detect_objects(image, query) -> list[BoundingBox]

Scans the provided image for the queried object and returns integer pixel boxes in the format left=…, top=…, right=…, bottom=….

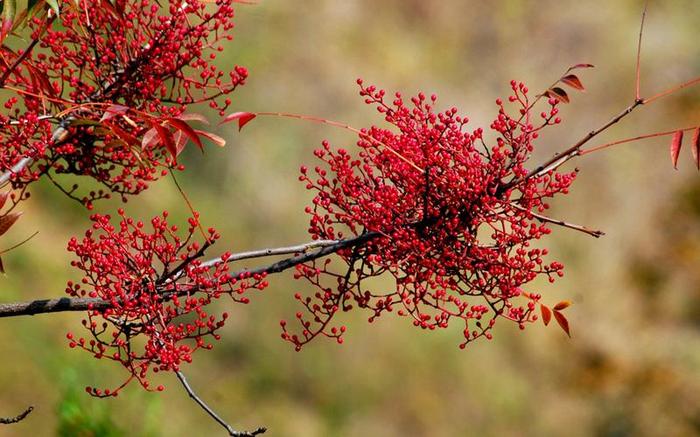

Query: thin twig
left=0, top=406, right=34, bottom=425
left=505, top=99, right=643, bottom=189
left=254, top=112, right=424, bottom=173
left=579, top=125, right=698, bottom=155
left=169, top=170, right=209, bottom=241
left=642, top=76, right=700, bottom=105
left=0, top=231, right=40, bottom=256
left=175, top=371, right=266, bottom=437
left=512, top=204, right=604, bottom=238
left=635, top=1, right=649, bottom=101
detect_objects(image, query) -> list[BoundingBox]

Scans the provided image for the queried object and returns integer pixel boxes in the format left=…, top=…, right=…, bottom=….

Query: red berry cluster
left=36, top=1, right=245, bottom=111
left=283, top=80, right=576, bottom=350
left=65, top=210, right=268, bottom=396
left=1, top=1, right=247, bottom=206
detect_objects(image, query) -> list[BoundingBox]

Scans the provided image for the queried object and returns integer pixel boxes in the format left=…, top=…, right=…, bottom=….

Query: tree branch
left=0, top=233, right=379, bottom=318
left=0, top=117, right=73, bottom=188
left=509, top=99, right=643, bottom=188
left=176, top=371, right=266, bottom=437
left=198, top=239, right=342, bottom=270
left=0, top=406, right=33, bottom=425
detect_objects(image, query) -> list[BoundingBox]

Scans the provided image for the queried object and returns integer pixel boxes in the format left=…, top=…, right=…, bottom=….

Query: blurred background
left=1, top=0, right=699, bottom=435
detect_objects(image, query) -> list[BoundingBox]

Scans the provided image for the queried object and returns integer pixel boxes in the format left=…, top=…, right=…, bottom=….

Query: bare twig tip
left=0, top=406, right=34, bottom=425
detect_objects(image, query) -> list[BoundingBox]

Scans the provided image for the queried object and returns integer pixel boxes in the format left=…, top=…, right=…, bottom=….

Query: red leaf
left=141, top=127, right=159, bottom=150
left=221, top=112, right=257, bottom=131
left=26, top=65, right=56, bottom=97
left=165, top=118, right=204, bottom=152
left=100, top=0, right=122, bottom=18
left=173, top=130, right=189, bottom=157
left=545, top=87, right=570, bottom=104
left=553, top=310, right=571, bottom=338
left=670, top=130, right=684, bottom=170
left=560, top=74, right=585, bottom=91
left=553, top=300, right=571, bottom=311
left=691, top=128, right=700, bottom=170
left=115, top=0, right=127, bottom=17
left=104, top=122, right=139, bottom=147
left=153, top=124, right=178, bottom=160
left=0, top=19, right=13, bottom=47
left=0, top=255, right=4, bottom=274
left=540, top=304, right=552, bottom=326
left=100, top=105, right=130, bottom=123
left=0, top=212, right=22, bottom=237
left=0, top=191, right=8, bottom=210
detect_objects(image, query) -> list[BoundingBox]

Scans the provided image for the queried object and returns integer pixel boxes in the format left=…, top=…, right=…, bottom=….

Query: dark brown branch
left=176, top=371, right=266, bottom=437
left=0, top=406, right=33, bottom=425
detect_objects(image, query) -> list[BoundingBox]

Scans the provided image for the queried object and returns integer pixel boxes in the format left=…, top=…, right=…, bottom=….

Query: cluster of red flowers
left=1, top=1, right=246, bottom=206
left=66, top=210, right=268, bottom=396
left=283, top=80, right=576, bottom=350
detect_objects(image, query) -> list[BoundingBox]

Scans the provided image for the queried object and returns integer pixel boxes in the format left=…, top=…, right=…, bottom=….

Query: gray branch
left=0, top=232, right=378, bottom=318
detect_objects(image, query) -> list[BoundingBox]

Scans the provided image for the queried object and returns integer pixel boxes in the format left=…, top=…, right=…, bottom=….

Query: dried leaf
left=221, top=111, right=257, bottom=131
left=195, top=129, right=226, bottom=147
left=671, top=130, right=684, bottom=170
left=540, top=304, right=552, bottom=326
left=0, top=212, right=22, bottom=237
left=545, top=87, right=570, bottom=104
left=560, top=74, right=585, bottom=91
left=0, top=255, right=4, bottom=274
left=571, top=63, right=595, bottom=69
left=553, top=310, right=571, bottom=337
left=553, top=300, right=571, bottom=311
left=177, top=113, right=209, bottom=124
left=691, top=128, right=700, bottom=170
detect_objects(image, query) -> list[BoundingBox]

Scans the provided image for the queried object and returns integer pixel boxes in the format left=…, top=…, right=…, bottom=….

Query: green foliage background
left=1, top=1, right=699, bottom=435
